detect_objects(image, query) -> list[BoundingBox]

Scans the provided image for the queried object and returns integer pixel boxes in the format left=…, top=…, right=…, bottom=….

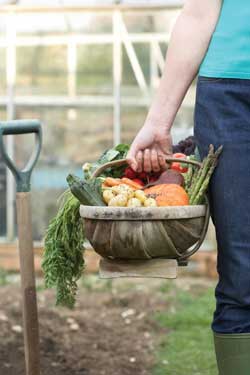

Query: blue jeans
left=194, top=76, right=250, bottom=334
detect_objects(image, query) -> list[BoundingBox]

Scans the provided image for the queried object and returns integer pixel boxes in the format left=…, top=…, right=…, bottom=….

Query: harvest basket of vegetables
left=80, top=156, right=211, bottom=266
left=43, top=141, right=222, bottom=307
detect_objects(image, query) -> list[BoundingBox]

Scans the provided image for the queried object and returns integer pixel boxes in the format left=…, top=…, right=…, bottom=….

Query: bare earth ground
left=0, top=276, right=214, bottom=375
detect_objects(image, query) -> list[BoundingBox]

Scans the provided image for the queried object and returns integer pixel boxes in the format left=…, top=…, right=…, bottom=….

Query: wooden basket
left=80, top=157, right=210, bottom=277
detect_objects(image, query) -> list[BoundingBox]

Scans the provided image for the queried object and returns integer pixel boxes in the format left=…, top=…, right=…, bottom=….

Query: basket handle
left=91, top=157, right=201, bottom=178
left=177, top=195, right=210, bottom=264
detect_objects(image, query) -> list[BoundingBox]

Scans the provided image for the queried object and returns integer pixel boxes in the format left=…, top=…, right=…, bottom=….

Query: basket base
left=99, top=258, right=178, bottom=279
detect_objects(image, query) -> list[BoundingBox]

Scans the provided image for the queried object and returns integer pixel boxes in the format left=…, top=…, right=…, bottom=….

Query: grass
left=0, top=268, right=8, bottom=286
left=154, top=283, right=217, bottom=375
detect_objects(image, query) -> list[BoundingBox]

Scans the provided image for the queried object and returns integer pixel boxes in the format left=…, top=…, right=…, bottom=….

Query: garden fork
left=0, top=120, right=42, bottom=375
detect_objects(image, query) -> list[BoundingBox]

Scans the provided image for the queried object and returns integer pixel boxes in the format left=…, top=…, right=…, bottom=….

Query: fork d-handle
left=0, top=120, right=42, bottom=192
left=0, top=120, right=42, bottom=375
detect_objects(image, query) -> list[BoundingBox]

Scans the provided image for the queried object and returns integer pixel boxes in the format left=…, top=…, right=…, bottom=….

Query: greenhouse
left=0, top=0, right=191, bottom=241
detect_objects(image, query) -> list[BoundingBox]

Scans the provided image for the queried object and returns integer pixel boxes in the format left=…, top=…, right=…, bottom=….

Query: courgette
left=67, top=174, right=105, bottom=206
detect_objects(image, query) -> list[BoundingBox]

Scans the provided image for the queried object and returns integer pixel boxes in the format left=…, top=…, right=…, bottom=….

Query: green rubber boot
left=214, top=333, right=250, bottom=375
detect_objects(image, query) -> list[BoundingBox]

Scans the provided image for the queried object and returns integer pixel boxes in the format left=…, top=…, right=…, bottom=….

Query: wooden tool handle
left=91, top=157, right=201, bottom=178
left=16, top=192, right=40, bottom=375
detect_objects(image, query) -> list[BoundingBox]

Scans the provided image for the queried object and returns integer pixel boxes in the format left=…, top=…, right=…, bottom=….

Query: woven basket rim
left=80, top=204, right=206, bottom=221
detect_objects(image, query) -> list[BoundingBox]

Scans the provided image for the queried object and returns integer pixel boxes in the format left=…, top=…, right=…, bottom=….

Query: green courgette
left=67, top=174, right=105, bottom=206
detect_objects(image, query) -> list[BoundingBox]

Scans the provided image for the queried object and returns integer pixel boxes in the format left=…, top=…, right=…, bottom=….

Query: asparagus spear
left=185, top=163, right=193, bottom=192
left=192, top=146, right=223, bottom=205
left=188, top=146, right=212, bottom=198
left=189, top=145, right=214, bottom=203
left=187, top=153, right=203, bottom=194
left=189, top=164, right=199, bottom=192
left=187, top=165, right=200, bottom=198
left=192, top=164, right=216, bottom=205
left=213, top=144, right=223, bottom=159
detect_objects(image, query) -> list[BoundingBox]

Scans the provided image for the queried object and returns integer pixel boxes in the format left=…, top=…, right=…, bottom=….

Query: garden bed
left=0, top=276, right=167, bottom=375
left=0, top=275, right=216, bottom=375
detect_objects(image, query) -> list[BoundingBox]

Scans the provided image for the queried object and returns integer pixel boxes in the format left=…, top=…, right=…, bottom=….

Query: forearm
left=146, top=0, right=222, bottom=131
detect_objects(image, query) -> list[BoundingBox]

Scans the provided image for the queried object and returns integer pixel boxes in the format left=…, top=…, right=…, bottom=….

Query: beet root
left=143, top=169, right=184, bottom=189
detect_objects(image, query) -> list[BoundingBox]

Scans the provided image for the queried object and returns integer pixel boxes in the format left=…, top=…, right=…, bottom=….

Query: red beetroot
left=126, top=170, right=164, bottom=184
left=138, top=171, right=148, bottom=180
left=149, top=176, right=158, bottom=183
left=157, top=170, right=184, bottom=186
left=124, top=167, right=137, bottom=180
left=143, top=169, right=184, bottom=189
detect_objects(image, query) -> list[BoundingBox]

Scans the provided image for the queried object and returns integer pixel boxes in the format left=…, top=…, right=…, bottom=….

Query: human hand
left=126, top=121, right=173, bottom=173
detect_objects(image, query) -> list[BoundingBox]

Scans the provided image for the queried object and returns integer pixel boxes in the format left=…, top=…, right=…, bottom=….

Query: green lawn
left=154, top=283, right=217, bottom=375
left=0, top=268, right=8, bottom=286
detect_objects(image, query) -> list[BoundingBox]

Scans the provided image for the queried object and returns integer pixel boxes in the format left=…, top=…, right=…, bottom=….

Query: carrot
left=104, top=177, right=121, bottom=187
left=104, top=177, right=143, bottom=190
left=102, top=182, right=109, bottom=189
left=121, top=177, right=143, bottom=190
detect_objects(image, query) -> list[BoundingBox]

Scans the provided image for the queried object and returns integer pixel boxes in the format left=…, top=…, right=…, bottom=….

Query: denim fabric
left=194, top=76, right=250, bottom=334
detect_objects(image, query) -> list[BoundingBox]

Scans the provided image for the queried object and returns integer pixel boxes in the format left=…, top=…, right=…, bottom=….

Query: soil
left=0, top=277, right=171, bottom=375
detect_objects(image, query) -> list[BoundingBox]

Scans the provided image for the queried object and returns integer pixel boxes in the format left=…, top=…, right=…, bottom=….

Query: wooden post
left=113, top=9, right=122, bottom=146
left=6, top=13, right=16, bottom=241
left=16, top=192, right=40, bottom=375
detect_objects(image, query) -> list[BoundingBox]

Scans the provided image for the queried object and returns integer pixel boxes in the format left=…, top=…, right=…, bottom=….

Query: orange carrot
left=102, top=182, right=109, bottom=189
left=104, top=177, right=121, bottom=187
left=121, top=177, right=143, bottom=190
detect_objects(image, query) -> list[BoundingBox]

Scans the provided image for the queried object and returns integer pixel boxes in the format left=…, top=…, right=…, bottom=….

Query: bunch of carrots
left=103, top=176, right=143, bottom=190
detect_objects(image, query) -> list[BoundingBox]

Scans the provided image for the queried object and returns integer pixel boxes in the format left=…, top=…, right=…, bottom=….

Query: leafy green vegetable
left=42, top=192, right=85, bottom=308
left=101, top=149, right=120, bottom=162
left=83, top=143, right=130, bottom=180
left=114, top=143, right=130, bottom=154
left=97, top=143, right=129, bottom=164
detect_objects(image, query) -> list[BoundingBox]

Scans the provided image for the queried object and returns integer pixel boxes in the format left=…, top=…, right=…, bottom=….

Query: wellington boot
left=214, top=333, right=250, bottom=375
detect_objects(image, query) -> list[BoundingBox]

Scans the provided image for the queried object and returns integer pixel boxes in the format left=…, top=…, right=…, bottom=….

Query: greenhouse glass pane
left=16, top=46, right=67, bottom=95
left=77, top=44, right=113, bottom=95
